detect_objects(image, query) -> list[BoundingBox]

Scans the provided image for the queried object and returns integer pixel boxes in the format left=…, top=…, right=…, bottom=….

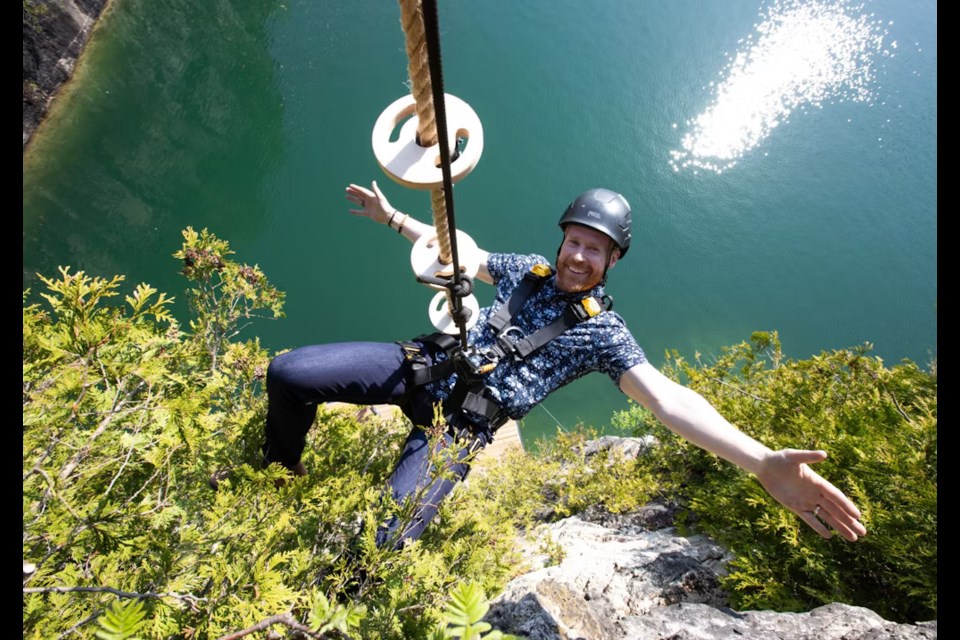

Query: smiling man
left=260, top=181, right=867, bottom=549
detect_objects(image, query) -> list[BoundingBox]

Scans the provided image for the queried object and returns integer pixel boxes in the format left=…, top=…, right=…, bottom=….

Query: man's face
left=555, top=224, right=620, bottom=293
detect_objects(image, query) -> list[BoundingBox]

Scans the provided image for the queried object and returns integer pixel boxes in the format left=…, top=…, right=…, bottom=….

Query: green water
left=23, top=0, right=937, bottom=446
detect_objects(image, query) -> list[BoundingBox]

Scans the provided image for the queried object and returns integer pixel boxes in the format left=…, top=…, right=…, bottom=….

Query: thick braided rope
left=430, top=189, right=453, bottom=267
left=398, top=0, right=452, bottom=265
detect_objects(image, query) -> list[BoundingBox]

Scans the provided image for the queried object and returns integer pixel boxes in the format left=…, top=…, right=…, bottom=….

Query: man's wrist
left=386, top=209, right=399, bottom=229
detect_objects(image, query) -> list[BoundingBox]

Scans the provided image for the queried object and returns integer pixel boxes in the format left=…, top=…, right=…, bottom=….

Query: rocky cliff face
left=22, top=0, right=108, bottom=148
left=487, top=510, right=936, bottom=640
left=484, top=438, right=936, bottom=640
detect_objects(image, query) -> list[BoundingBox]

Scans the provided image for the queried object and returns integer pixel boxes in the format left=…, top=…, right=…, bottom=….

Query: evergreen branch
left=395, top=603, right=428, bottom=614
left=23, top=435, right=61, bottom=483
left=59, top=383, right=129, bottom=481
left=56, top=610, right=102, bottom=638
left=104, top=434, right=138, bottom=498
left=22, top=585, right=204, bottom=606
left=124, top=442, right=181, bottom=507
left=93, top=347, right=110, bottom=387
left=707, top=376, right=768, bottom=403
left=215, top=612, right=354, bottom=640
left=70, top=370, right=93, bottom=419
left=36, top=467, right=83, bottom=520
left=879, top=380, right=913, bottom=425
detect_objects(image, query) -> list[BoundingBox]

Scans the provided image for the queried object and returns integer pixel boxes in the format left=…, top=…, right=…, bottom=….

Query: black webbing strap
left=487, top=266, right=553, bottom=333
left=406, top=332, right=460, bottom=387
left=446, top=378, right=504, bottom=423
left=488, top=294, right=612, bottom=362
left=510, top=297, right=610, bottom=358
left=402, top=333, right=507, bottom=429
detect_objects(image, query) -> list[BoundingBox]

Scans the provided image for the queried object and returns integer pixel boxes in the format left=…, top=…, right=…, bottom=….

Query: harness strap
left=400, top=333, right=508, bottom=431
left=445, top=376, right=505, bottom=424
left=487, top=263, right=553, bottom=333
left=487, top=293, right=612, bottom=362
left=405, top=333, right=459, bottom=387
left=511, top=295, right=610, bottom=358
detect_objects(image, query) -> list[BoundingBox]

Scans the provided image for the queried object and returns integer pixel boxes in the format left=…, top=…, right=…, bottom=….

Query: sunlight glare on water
left=670, top=0, right=889, bottom=173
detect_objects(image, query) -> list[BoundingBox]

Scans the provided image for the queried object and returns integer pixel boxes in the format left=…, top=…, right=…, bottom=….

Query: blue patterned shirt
left=427, top=253, right=647, bottom=422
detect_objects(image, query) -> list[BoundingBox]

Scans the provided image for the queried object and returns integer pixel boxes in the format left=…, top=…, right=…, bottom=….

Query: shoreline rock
left=23, top=0, right=109, bottom=149
left=487, top=511, right=936, bottom=639
left=485, top=435, right=936, bottom=640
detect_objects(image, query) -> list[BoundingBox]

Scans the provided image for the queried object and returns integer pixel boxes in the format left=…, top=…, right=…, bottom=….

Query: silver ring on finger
left=813, top=505, right=821, bottom=517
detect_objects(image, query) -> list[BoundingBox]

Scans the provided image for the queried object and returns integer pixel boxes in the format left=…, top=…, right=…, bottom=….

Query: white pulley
left=410, top=229, right=480, bottom=288
left=372, top=93, right=484, bottom=190
left=428, top=290, right=480, bottom=334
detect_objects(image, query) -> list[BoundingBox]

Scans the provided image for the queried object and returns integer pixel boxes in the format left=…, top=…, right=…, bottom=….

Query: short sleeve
left=593, top=313, right=648, bottom=385
left=486, top=253, right=551, bottom=286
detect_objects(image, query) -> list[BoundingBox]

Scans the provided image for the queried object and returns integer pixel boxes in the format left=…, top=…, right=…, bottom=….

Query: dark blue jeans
left=263, top=341, right=481, bottom=548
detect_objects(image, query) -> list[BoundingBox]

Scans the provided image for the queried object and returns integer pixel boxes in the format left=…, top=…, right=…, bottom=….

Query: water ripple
left=671, top=0, right=890, bottom=173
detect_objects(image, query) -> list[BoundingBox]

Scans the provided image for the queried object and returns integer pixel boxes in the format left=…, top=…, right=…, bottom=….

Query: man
left=262, top=180, right=866, bottom=549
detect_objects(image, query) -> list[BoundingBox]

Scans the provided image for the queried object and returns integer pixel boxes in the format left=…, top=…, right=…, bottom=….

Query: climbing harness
left=372, top=0, right=484, bottom=342
left=480, top=265, right=612, bottom=366
left=398, top=263, right=612, bottom=434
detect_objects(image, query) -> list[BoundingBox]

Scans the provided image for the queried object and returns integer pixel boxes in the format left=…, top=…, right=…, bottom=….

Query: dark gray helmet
left=558, top=188, right=632, bottom=258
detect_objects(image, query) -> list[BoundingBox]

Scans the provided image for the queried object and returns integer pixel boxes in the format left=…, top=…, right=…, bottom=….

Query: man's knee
left=266, top=349, right=309, bottom=391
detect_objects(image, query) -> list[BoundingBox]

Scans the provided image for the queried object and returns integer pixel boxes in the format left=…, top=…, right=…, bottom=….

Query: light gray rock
left=623, top=601, right=925, bottom=640
left=489, top=517, right=937, bottom=640
left=579, top=435, right=657, bottom=462
left=488, top=517, right=733, bottom=639
left=487, top=452, right=936, bottom=640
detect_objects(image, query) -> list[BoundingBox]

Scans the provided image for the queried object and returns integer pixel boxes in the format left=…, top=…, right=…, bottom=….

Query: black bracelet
left=387, top=210, right=398, bottom=230
left=397, top=214, right=408, bottom=234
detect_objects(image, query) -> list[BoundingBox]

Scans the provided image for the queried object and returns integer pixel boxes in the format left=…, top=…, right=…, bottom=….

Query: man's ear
left=608, top=246, right=621, bottom=270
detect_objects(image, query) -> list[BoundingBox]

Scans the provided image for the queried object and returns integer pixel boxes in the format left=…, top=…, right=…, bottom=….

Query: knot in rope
left=416, top=273, right=474, bottom=299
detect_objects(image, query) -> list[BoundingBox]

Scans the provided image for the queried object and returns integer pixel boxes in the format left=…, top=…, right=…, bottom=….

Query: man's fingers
left=798, top=456, right=865, bottom=525
left=823, top=493, right=867, bottom=536
left=821, top=484, right=863, bottom=522
left=799, top=509, right=833, bottom=540
left=346, top=184, right=373, bottom=199
left=813, top=503, right=864, bottom=542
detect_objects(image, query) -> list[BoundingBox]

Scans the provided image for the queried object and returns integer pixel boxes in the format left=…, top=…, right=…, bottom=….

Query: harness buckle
left=580, top=297, right=603, bottom=318
left=497, top=326, right=525, bottom=344
left=494, top=326, right=526, bottom=359
left=481, top=348, right=502, bottom=366
left=400, top=341, right=426, bottom=363
left=529, top=263, right=553, bottom=278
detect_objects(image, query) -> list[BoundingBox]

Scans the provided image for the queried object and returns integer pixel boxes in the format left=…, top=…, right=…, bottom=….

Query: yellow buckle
left=477, top=362, right=497, bottom=375
left=530, top=263, right=552, bottom=278
left=581, top=297, right=602, bottom=318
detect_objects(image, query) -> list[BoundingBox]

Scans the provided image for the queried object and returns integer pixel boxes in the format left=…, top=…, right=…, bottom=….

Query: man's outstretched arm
left=346, top=181, right=493, bottom=285
left=619, top=362, right=867, bottom=542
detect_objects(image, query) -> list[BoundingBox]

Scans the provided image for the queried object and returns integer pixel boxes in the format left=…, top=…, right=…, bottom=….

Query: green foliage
left=431, top=583, right=522, bottom=640
left=309, top=591, right=365, bottom=635
left=23, top=231, right=286, bottom=638
left=173, top=226, right=284, bottom=373
left=535, top=530, right=565, bottom=567
left=96, top=599, right=147, bottom=640
left=24, top=230, right=934, bottom=636
left=613, top=331, right=937, bottom=622
left=22, top=229, right=531, bottom=639
left=462, top=427, right=658, bottom=530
